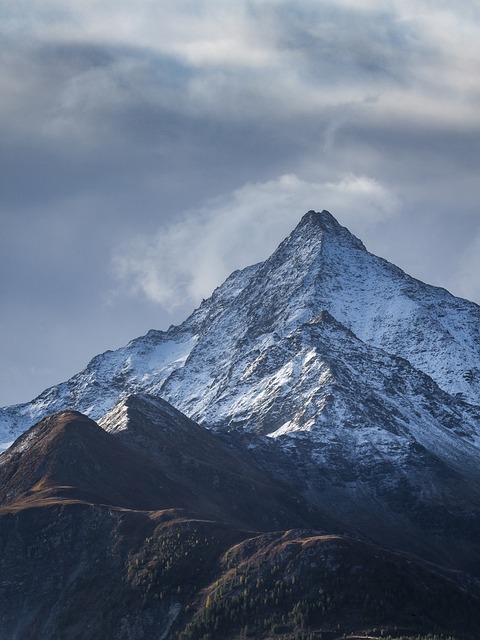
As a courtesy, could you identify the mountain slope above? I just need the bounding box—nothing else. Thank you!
[0,409,181,510]
[0,262,260,441]
[2,404,480,640]
[0,400,325,532]
[97,393,328,531]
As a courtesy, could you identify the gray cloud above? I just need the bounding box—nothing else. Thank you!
[1,0,479,406]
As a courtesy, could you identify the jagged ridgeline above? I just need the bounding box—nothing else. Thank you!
[1,210,480,639]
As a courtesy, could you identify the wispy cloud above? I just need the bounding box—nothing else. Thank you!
[112,173,398,309]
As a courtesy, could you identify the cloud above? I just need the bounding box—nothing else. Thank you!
[112,173,398,309]
[2,0,480,188]
[451,230,480,303]
[4,1,480,131]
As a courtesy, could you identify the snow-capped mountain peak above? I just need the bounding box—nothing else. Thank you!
[1,210,478,441]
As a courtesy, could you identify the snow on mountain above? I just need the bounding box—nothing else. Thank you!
[0,263,259,439]
[1,210,479,448]
[0,329,195,438]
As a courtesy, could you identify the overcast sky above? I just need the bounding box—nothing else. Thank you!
[1,1,480,407]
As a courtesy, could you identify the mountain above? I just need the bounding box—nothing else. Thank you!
[2,405,480,640]
[2,211,479,439]
[1,209,480,576]
[0,396,325,532]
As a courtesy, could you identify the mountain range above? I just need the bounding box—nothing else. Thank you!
[1,210,480,639]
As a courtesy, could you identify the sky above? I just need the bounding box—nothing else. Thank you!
[1,0,480,407]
